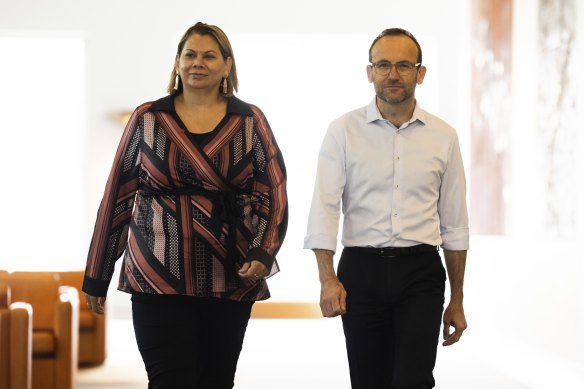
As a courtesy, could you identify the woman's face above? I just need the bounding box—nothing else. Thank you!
[175,33,232,93]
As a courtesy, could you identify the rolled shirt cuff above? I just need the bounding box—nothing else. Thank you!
[440,227,470,251]
[303,234,337,253]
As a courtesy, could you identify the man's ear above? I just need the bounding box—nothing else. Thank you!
[366,64,374,83]
[416,65,427,85]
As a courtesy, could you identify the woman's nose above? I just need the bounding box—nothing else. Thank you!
[192,57,204,67]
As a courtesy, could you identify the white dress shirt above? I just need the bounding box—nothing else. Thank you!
[304,98,469,253]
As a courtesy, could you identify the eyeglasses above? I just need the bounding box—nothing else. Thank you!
[370,61,421,76]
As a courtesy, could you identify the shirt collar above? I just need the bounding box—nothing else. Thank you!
[149,93,254,116]
[365,96,428,128]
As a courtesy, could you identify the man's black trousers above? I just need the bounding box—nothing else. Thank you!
[338,246,446,389]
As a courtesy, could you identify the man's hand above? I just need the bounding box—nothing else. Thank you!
[442,301,467,346]
[313,249,346,317]
[442,249,467,346]
[320,277,347,317]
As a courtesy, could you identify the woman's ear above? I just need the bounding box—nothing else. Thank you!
[225,56,233,75]
[174,54,180,72]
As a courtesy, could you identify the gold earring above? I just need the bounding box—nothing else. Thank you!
[222,77,228,94]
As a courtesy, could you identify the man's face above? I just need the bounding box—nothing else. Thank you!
[367,35,426,105]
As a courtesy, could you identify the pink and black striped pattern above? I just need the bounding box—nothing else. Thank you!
[84,96,287,302]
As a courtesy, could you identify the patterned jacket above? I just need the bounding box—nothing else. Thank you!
[83,95,288,301]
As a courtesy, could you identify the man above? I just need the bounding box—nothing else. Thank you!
[304,28,469,389]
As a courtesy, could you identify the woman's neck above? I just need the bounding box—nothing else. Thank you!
[178,88,226,108]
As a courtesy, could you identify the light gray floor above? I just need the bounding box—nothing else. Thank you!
[77,318,575,389]
[78,237,584,389]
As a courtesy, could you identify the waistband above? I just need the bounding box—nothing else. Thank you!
[344,244,438,258]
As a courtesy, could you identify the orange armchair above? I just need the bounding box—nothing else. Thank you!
[0,281,33,389]
[0,272,79,389]
[56,271,106,366]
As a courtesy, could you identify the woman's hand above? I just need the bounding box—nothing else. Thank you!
[84,292,106,315]
[238,260,269,282]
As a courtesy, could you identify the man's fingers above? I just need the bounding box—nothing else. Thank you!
[321,301,340,317]
[319,279,347,318]
[443,323,451,340]
[443,333,459,346]
[339,289,347,314]
[325,296,346,317]
[442,324,464,346]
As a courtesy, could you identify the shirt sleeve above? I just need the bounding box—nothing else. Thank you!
[82,106,145,296]
[246,107,288,276]
[303,125,346,253]
[438,133,470,251]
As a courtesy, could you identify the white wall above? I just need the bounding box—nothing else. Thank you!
[0,0,471,294]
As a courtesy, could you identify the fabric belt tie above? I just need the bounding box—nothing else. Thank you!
[140,187,248,281]
[345,244,438,258]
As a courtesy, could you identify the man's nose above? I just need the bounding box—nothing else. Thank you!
[388,64,401,77]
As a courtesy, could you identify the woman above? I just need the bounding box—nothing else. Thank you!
[83,22,288,389]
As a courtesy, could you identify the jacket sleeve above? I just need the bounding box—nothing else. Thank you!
[246,107,288,276]
[82,105,147,296]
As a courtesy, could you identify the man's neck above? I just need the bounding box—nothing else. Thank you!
[376,97,416,128]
